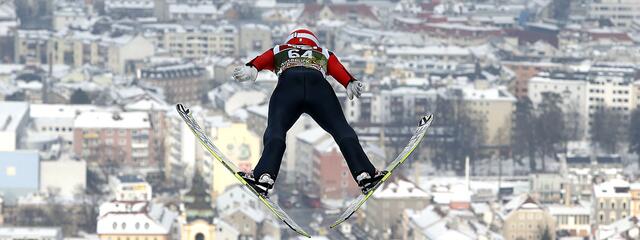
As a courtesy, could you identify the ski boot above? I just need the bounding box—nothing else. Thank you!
[238,171,275,197]
[356,170,388,194]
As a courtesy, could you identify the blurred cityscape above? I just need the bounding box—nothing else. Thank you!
[1,0,640,239]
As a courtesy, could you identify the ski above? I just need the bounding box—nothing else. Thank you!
[329,114,434,229]
[176,104,311,238]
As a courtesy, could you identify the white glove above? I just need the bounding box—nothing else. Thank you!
[346,80,364,100]
[232,65,258,82]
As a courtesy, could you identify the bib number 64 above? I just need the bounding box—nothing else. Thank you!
[288,49,313,59]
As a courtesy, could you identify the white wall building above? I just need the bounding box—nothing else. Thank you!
[0,101,29,151]
[109,175,152,202]
[588,0,640,28]
[40,158,86,199]
[547,204,591,237]
[29,104,99,147]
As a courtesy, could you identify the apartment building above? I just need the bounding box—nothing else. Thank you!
[143,23,239,59]
[138,63,208,104]
[588,0,640,28]
[593,179,632,226]
[547,204,591,237]
[72,111,157,167]
[502,194,556,240]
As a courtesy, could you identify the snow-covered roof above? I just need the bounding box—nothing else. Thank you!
[168,3,217,14]
[0,101,29,133]
[459,86,516,102]
[594,179,631,198]
[314,138,339,153]
[97,202,177,235]
[547,204,590,216]
[373,179,430,199]
[30,104,99,119]
[74,111,150,129]
[246,104,268,118]
[0,227,61,238]
[387,45,471,56]
[296,127,329,144]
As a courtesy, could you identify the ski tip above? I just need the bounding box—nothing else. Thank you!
[176,103,190,114]
[419,114,433,126]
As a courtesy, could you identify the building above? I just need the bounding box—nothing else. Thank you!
[364,179,430,239]
[295,127,331,186]
[29,104,99,147]
[530,173,568,204]
[216,185,278,240]
[299,4,380,27]
[109,175,152,202]
[403,205,503,240]
[13,30,50,65]
[139,63,208,104]
[588,0,640,28]
[164,108,202,187]
[0,151,39,204]
[143,23,239,59]
[443,84,517,147]
[0,101,29,151]
[239,24,272,56]
[73,111,157,167]
[48,33,155,74]
[312,138,360,201]
[631,183,640,217]
[39,157,86,199]
[207,119,261,196]
[502,61,562,99]
[501,194,556,240]
[593,179,632,226]
[105,0,154,19]
[547,204,591,237]
[97,201,178,240]
[0,227,62,240]
[180,171,216,240]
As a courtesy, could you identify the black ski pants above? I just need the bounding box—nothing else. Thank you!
[252,67,376,181]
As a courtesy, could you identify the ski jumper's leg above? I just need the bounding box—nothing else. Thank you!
[302,68,376,180]
[253,69,304,180]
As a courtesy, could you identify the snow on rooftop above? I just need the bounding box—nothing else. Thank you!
[0,101,29,132]
[0,227,61,237]
[547,204,590,216]
[97,202,177,235]
[297,127,329,144]
[246,104,268,118]
[374,179,429,199]
[30,104,99,119]
[460,86,516,102]
[168,3,217,14]
[594,179,631,198]
[74,111,150,129]
[387,45,471,56]
[314,138,339,153]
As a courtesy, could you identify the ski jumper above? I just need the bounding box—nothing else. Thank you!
[246,44,376,181]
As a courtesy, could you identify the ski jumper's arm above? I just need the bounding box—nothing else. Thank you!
[246,48,275,71]
[327,52,356,88]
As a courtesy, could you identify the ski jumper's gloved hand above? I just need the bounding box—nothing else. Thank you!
[346,79,364,100]
[232,65,258,82]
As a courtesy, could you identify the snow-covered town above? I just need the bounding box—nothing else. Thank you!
[1,0,640,239]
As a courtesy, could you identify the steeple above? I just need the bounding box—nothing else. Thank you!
[183,168,215,223]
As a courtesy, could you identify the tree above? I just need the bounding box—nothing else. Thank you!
[592,107,626,153]
[432,94,486,173]
[539,225,553,240]
[512,97,538,171]
[629,108,640,165]
[535,92,566,171]
[70,89,91,104]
